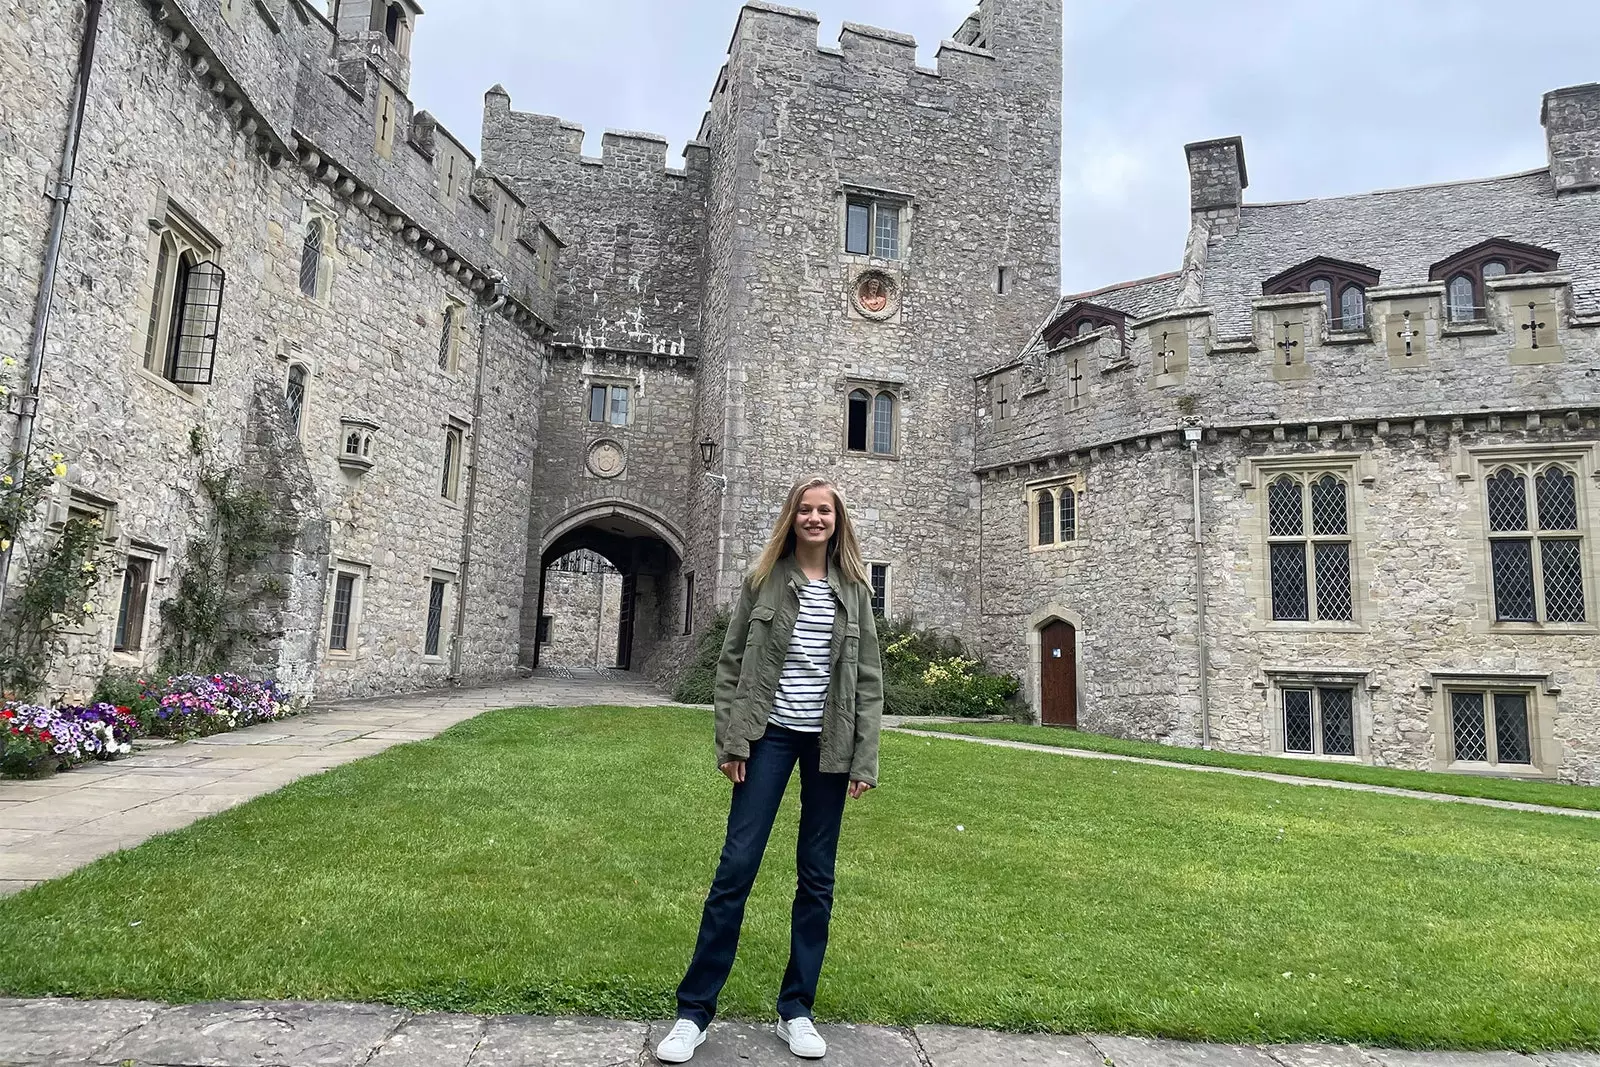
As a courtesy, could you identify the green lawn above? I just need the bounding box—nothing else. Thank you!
[2,707,1598,1049]
[903,721,1600,812]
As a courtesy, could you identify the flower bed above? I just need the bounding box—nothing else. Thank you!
[1,673,297,778]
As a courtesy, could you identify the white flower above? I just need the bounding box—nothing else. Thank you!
[955,825,965,832]
[81,602,95,614]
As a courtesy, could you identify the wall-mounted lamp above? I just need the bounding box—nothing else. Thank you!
[700,436,727,490]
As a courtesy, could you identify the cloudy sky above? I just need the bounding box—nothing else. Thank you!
[412,1,1598,295]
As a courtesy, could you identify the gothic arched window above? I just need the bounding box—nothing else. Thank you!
[1262,257,1380,331]
[1431,239,1558,323]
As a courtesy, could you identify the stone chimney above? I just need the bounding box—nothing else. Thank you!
[1185,136,1248,215]
[1542,83,1600,194]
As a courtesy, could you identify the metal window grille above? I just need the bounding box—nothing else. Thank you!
[870,564,888,615]
[300,219,323,297]
[846,389,869,451]
[424,579,446,657]
[166,259,225,385]
[330,573,356,651]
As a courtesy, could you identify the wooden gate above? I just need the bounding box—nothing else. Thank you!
[1040,619,1077,727]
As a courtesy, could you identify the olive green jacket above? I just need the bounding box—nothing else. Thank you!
[713,556,884,785]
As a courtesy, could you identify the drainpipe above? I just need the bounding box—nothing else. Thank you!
[447,281,508,682]
[1183,419,1211,748]
[0,0,103,613]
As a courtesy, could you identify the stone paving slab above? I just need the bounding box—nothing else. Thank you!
[0,998,165,1063]
[1366,1054,1538,1067]
[98,1001,409,1066]
[1265,1044,1383,1067]
[919,1024,1104,1065]
[1096,1035,1286,1067]
[651,1019,920,1066]
[471,1015,645,1066]
[366,1013,483,1067]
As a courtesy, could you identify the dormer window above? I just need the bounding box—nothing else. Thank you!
[1430,238,1559,324]
[1263,257,1380,331]
[1043,301,1128,350]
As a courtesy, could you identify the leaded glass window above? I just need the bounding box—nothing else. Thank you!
[1266,473,1353,622]
[872,392,895,455]
[329,572,356,651]
[424,578,446,657]
[1059,487,1077,542]
[438,303,457,370]
[1450,690,1534,766]
[285,363,307,433]
[869,563,889,616]
[1486,464,1587,624]
[441,426,463,502]
[1282,686,1357,757]
[1338,285,1366,329]
[1036,490,1055,547]
[1447,274,1477,323]
[300,218,323,298]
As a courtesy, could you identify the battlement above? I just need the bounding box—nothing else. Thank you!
[482,88,708,184]
[726,1,1017,82]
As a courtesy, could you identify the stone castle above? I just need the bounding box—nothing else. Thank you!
[4,0,1598,782]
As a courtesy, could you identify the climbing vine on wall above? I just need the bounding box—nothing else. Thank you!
[159,468,293,674]
[0,514,110,700]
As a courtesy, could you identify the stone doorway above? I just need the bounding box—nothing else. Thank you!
[527,502,685,676]
[1040,619,1077,727]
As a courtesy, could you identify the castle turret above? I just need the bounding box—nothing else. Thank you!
[333,0,421,93]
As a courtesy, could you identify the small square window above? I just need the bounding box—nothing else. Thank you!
[1448,689,1534,766]
[1280,686,1357,757]
[844,196,902,260]
[587,383,630,426]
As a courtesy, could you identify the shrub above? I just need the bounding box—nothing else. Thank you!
[93,668,162,734]
[672,609,729,705]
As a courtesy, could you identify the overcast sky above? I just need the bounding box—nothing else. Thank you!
[411,1,1598,295]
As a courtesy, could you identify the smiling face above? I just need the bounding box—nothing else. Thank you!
[792,485,837,550]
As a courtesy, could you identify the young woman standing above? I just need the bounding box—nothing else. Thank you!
[655,477,884,1063]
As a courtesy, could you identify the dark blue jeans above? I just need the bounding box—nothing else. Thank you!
[676,723,849,1029]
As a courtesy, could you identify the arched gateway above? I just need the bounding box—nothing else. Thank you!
[526,501,686,672]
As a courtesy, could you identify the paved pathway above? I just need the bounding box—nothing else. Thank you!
[1,998,1594,1067]
[0,669,678,897]
[890,728,1600,820]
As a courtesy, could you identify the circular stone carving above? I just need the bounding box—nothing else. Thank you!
[587,440,626,479]
[849,270,899,320]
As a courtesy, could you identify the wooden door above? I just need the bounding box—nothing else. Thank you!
[615,573,636,670]
[1040,620,1077,727]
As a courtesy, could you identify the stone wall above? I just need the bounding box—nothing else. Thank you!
[696,0,1062,639]
[539,559,623,668]
[2,0,545,701]
[979,420,1600,784]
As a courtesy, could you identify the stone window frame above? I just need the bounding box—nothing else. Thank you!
[587,378,634,428]
[375,81,398,159]
[1261,667,1374,764]
[1423,671,1560,777]
[325,560,370,658]
[1262,256,1381,333]
[440,417,468,504]
[137,198,223,395]
[111,543,167,660]
[339,418,378,473]
[421,568,455,661]
[1456,442,1598,636]
[844,381,900,459]
[298,203,337,305]
[840,184,910,263]
[437,296,468,374]
[867,561,891,617]
[491,190,524,255]
[1026,474,1084,551]
[1240,453,1373,633]
[1264,470,1355,624]
[1429,238,1559,324]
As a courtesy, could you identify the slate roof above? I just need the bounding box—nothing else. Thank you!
[1201,168,1600,337]
[1005,271,1183,369]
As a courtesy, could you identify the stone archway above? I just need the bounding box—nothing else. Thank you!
[527,501,686,674]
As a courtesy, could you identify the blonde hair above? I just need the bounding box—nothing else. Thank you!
[750,477,870,589]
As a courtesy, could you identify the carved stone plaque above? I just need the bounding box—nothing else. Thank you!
[587,440,625,478]
[849,270,899,321]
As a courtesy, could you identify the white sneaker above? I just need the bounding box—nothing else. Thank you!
[776,1016,827,1058]
[655,1018,706,1063]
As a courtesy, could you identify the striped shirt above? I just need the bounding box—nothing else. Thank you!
[768,579,835,733]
